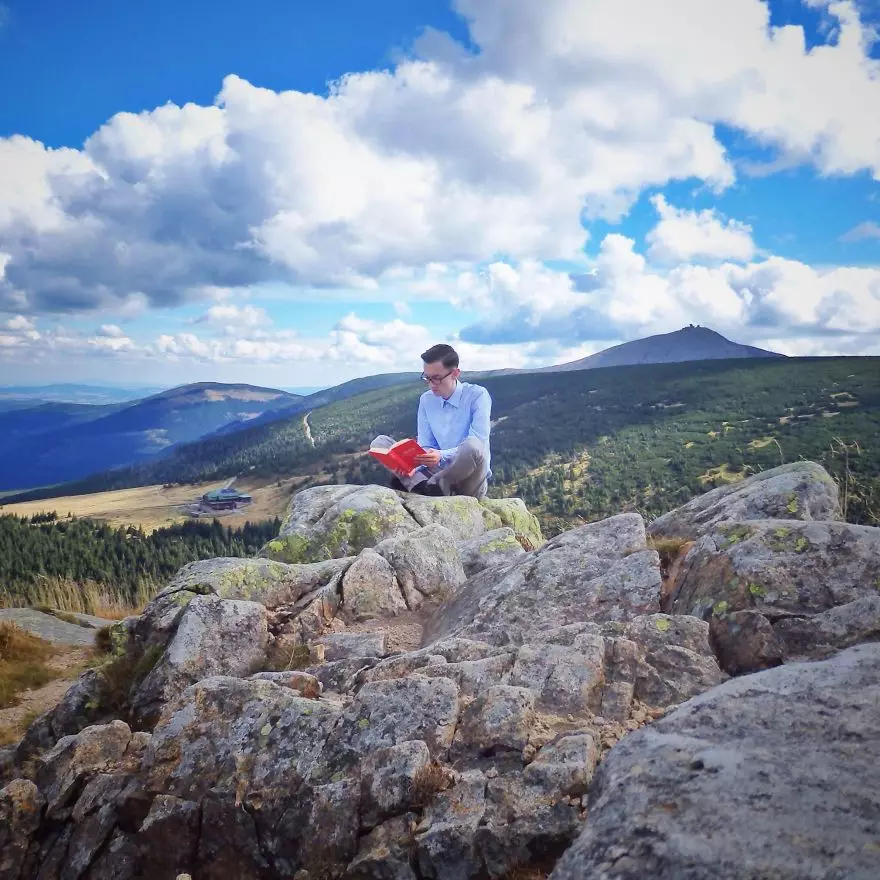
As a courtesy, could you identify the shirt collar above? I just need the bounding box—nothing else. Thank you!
[443,380,463,407]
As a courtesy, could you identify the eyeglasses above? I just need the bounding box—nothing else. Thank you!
[421,370,455,384]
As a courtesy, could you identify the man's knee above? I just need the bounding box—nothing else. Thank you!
[457,437,486,463]
[371,434,395,450]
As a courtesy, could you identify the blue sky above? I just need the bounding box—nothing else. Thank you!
[0,0,879,389]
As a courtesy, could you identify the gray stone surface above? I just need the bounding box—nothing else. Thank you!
[374,524,466,609]
[550,643,880,880]
[648,461,842,540]
[424,514,661,646]
[457,527,525,576]
[316,631,386,661]
[0,608,102,647]
[340,550,408,622]
[131,595,268,726]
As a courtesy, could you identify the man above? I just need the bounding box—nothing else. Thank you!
[371,343,492,498]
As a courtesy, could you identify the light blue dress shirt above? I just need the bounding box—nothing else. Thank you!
[417,381,492,475]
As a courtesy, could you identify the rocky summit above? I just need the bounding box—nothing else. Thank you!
[1,465,879,880]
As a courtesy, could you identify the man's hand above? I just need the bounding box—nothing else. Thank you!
[414,448,442,468]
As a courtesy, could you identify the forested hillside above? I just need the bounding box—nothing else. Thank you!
[13,357,880,536]
[0,515,280,612]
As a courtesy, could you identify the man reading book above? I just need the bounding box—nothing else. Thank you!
[370,343,492,498]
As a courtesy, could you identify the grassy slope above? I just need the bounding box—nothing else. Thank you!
[8,357,880,535]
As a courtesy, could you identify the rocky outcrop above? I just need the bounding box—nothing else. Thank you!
[3,465,879,880]
[551,643,880,880]
[648,460,842,540]
[263,484,543,564]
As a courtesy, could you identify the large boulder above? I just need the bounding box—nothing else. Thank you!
[667,518,880,673]
[648,461,842,540]
[424,514,661,646]
[550,643,880,880]
[155,555,351,607]
[262,483,544,565]
[374,524,466,609]
[131,596,269,726]
[263,485,421,564]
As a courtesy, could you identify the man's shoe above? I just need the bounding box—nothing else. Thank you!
[413,481,445,497]
[389,476,407,492]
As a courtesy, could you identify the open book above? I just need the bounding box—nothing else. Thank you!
[369,438,426,475]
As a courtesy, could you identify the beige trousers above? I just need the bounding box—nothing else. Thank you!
[371,435,489,498]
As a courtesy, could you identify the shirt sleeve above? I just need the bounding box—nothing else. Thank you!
[417,396,439,450]
[438,387,491,466]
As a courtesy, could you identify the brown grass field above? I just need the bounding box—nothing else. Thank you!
[0,476,308,533]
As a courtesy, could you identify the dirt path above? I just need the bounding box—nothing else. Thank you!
[303,411,315,447]
[0,646,91,741]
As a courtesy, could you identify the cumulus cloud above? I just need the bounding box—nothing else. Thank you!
[4,0,878,320]
[196,303,270,330]
[647,195,757,263]
[458,231,880,348]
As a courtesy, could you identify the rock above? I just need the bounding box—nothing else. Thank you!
[304,778,361,875]
[669,518,880,621]
[0,779,45,880]
[401,494,500,541]
[550,643,880,880]
[249,671,322,698]
[457,527,525,576]
[709,609,785,675]
[14,669,114,766]
[347,816,419,880]
[648,461,842,540]
[476,771,583,877]
[453,685,535,755]
[617,614,724,708]
[340,550,408,622]
[317,632,386,661]
[321,678,460,777]
[131,596,269,727]
[142,677,341,800]
[422,653,516,698]
[415,770,486,880]
[478,497,544,550]
[136,795,201,879]
[510,642,606,716]
[35,720,133,818]
[360,740,432,828]
[523,732,599,796]
[774,594,880,661]
[153,556,350,607]
[374,524,466,610]
[310,657,378,695]
[424,514,661,646]
[265,484,421,564]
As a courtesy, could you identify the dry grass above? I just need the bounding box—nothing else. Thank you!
[0,577,150,618]
[0,475,306,533]
[412,761,454,806]
[0,621,59,710]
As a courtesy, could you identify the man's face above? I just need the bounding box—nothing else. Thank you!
[422,360,460,397]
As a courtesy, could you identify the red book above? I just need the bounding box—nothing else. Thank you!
[369,438,426,475]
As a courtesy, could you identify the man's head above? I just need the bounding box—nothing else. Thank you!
[421,343,460,397]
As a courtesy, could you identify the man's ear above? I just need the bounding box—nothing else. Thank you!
[453,367,462,379]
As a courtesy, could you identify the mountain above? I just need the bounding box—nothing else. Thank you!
[11,357,879,536]
[0,383,164,405]
[542,325,784,372]
[0,382,300,491]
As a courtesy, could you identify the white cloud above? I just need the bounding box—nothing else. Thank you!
[197,303,270,329]
[647,195,757,263]
[459,231,880,348]
[839,220,880,242]
[96,323,125,338]
[6,314,35,331]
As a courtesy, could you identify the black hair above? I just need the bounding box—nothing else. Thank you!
[420,343,459,369]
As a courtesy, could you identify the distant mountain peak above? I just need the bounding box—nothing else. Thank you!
[544,326,784,373]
